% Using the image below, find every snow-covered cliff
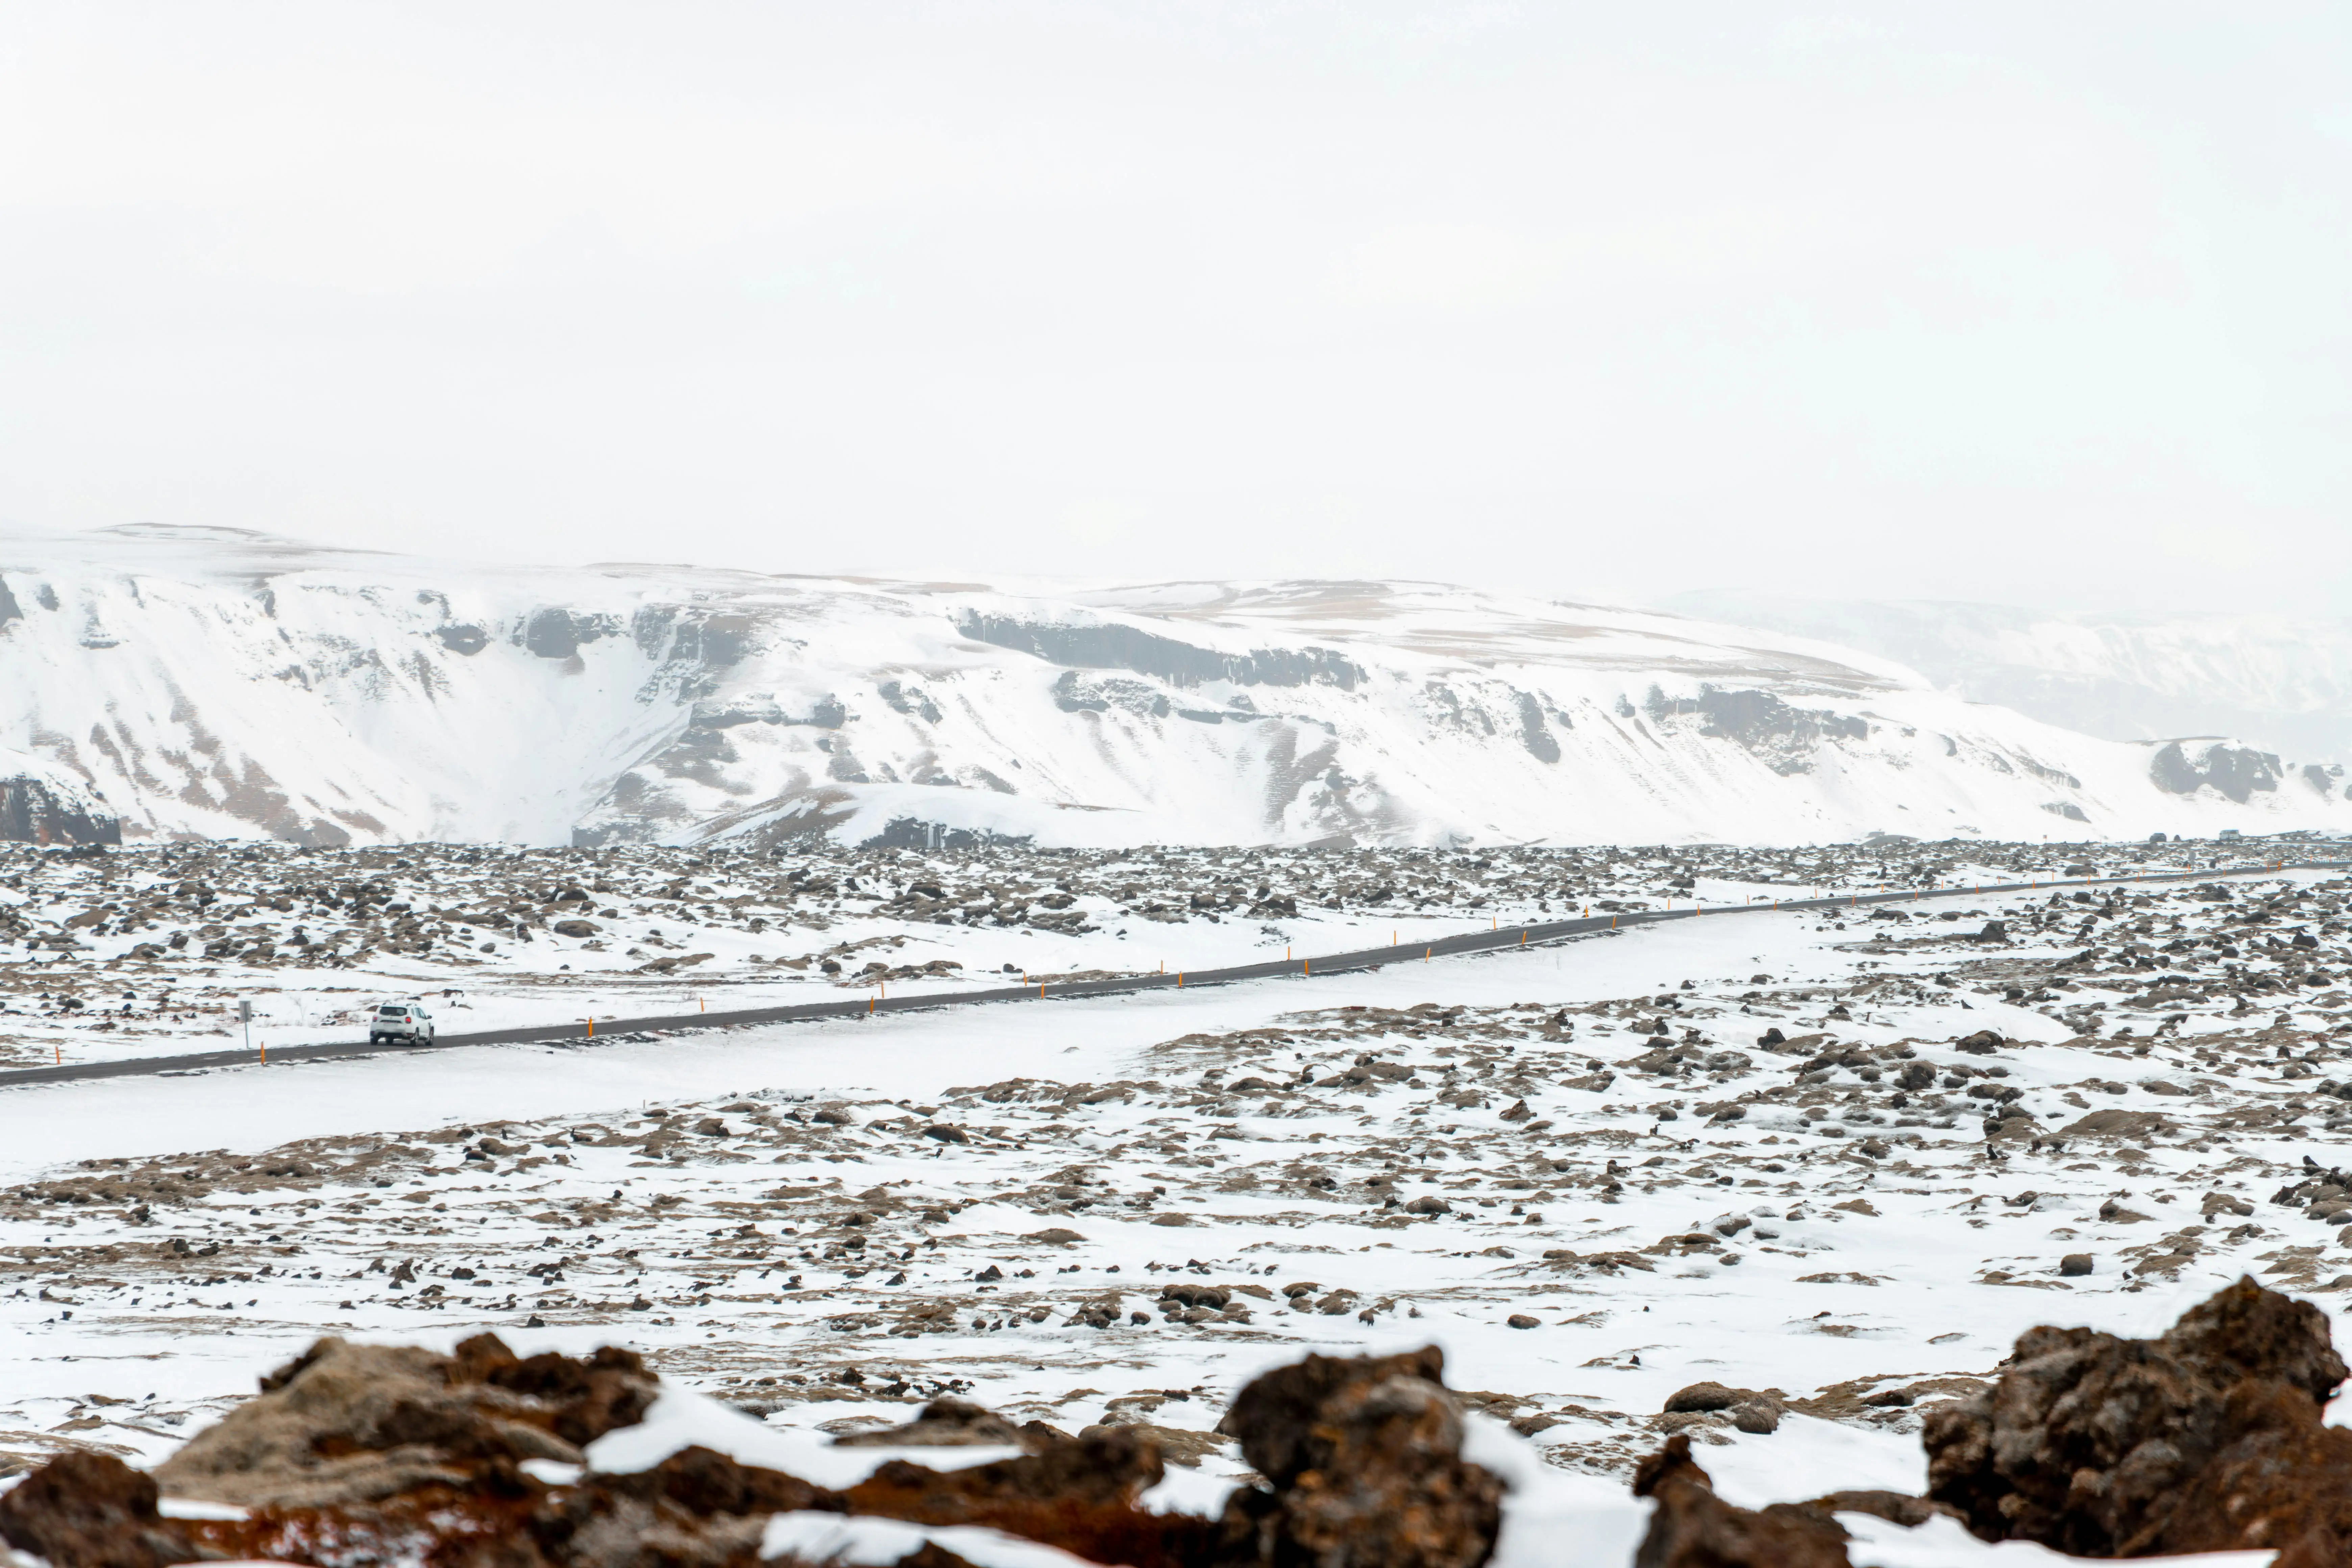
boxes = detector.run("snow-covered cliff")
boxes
[0,525,2342,849]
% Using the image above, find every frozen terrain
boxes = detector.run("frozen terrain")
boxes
[1,525,2344,854]
[2,834,2349,1564]
[0,832,2326,1072]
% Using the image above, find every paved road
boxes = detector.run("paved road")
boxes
[4,855,2342,1091]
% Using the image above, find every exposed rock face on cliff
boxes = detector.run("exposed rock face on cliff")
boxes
[0,753,119,846]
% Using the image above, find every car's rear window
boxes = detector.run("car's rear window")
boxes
[378,1006,408,1017]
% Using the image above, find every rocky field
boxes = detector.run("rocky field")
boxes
[0,832,2327,1066]
[1,834,2349,1565]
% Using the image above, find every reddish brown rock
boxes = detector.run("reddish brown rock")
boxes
[144,1330,1207,1568]
[193,1444,838,1568]
[19,1340,1510,1568]
[156,1333,660,1509]
[835,1396,1031,1448]
[1924,1275,2352,1558]
[847,1426,1210,1568]
[1213,1345,1504,1568]
[1660,1381,1783,1436]
[0,1450,201,1568]
[1630,1435,1852,1568]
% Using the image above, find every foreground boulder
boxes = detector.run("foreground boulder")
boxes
[1631,1435,1852,1568]
[1213,1345,1504,1568]
[154,1333,659,1508]
[0,1450,198,1568]
[3,1338,1500,1568]
[1924,1275,2352,1559]
[1624,1276,2352,1565]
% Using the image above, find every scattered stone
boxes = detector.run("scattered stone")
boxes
[834,1398,1030,1448]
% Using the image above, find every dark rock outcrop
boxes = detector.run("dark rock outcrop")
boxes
[0,771,121,846]
[1213,1345,1503,1568]
[155,1334,659,1509]
[0,1450,200,1568]
[1924,1275,2352,1559]
[2152,741,2282,803]
[847,1426,1206,1568]
[1661,1381,1783,1435]
[1631,1435,1852,1568]
[956,610,1363,691]
[9,1338,1516,1568]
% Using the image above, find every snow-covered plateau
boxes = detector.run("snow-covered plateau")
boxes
[1,524,2344,853]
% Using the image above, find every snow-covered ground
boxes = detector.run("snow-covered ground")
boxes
[2,839,2347,1565]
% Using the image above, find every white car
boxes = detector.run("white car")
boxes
[370,1001,436,1046]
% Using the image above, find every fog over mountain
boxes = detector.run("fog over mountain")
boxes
[1668,592,2352,767]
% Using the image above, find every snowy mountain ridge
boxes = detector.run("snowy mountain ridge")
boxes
[0,524,2343,850]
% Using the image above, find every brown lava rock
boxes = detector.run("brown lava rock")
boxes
[0,1450,202,1568]
[1661,1381,1783,1436]
[1925,1275,2352,1560]
[847,1426,1211,1568]
[155,1332,658,1509]
[1631,1435,1852,1568]
[1213,1345,1504,1568]
[9,1339,1518,1568]
[835,1396,1032,1447]
[185,1443,842,1568]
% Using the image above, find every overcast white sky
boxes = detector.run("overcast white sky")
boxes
[2,2,2347,613]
